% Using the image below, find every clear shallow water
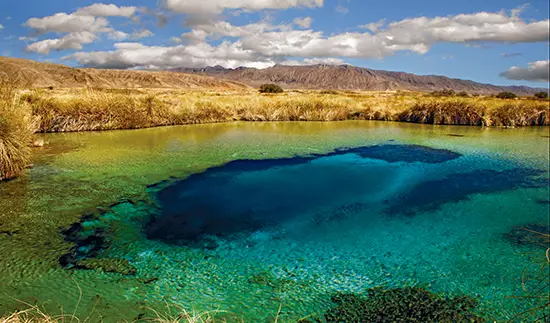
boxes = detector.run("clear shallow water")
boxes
[0,121,548,322]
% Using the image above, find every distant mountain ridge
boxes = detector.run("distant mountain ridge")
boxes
[0,56,247,89]
[171,64,547,95]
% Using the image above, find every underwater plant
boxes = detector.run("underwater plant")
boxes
[319,287,485,323]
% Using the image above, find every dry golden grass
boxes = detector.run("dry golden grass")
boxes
[0,79,38,180]
[19,88,550,133]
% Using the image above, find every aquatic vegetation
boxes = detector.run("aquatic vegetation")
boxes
[318,287,484,323]
[504,224,550,249]
[0,79,37,181]
[386,168,548,216]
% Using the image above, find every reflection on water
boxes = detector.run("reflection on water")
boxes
[0,121,548,322]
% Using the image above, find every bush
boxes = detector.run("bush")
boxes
[259,84,283,94]
[496,91,518,99]
[430,89,455,97]
[534,92,549,99]
[457,91,469,97]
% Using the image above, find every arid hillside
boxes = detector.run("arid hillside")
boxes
[173,64,546,95]
[0,56,248,89]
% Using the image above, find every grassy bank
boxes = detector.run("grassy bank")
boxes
[21,88,549,133]
[1,87,548,180]
[0,81,37,181]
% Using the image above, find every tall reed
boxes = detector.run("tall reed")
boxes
[0,78,37,181]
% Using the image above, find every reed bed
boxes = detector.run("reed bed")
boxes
[0,80,37,181]
[21,88,550,133]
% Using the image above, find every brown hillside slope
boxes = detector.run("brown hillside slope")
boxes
[0,56,248,89]
[173,64,546,95]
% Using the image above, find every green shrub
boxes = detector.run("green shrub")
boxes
[457,91,469,97]
[496,91,518,99]
[259,84,284,94]
[534,92,549,99]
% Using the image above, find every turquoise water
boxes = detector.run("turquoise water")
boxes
[0,121,548,322]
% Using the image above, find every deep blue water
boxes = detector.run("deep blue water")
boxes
[145,144,546,245]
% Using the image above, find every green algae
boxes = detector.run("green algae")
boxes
[0,121,548,322]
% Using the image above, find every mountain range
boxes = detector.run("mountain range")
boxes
[0,56,546,95]
[171,64,547,95]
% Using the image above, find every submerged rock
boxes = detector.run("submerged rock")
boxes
[317,287,484,323]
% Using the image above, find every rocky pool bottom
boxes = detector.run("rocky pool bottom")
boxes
[0,122,548,322]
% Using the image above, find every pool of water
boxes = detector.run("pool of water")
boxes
[0,121,548,322]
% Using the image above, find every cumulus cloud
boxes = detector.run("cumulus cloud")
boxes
[132,29,154,39]
[500,60,550,82]
[25,13,111,34]
[294,17,312,28]
[59,7,550,71]
[23,3,139,55]
[62,42,274,69]
[75,4,137,17]
[25,32,98,54]
[163,0,323,17]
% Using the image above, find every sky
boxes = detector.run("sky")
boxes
[0,0,549,87]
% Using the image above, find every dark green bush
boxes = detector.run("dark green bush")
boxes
[534,92,549,99]
[496,91,518,99]
[259,84,284,94]
[457,91,469,97]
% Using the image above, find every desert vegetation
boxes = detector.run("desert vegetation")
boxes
[0,79,37,181]
[0,86,548,181]
[18,88,550,133]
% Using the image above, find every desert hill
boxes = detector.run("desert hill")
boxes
[0,56,247,89]
[172,64,546,95]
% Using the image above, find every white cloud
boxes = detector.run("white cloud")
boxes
[25,32,98,54]
[359,19,385,33]
[163,0,323,17]
[61,8,549,71]
[0,24,3,29]
[281,57,345,66]
[132,29,154,39]
[108,31,129,41]
[500,60,550,82]
[23,3,139,55]
[75,3,137,17]
[25,13,112,34]
[294,17,312,28]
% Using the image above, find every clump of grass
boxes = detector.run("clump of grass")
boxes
[0,79,37,181]
[398,100,486,125]
[490,103,549,127]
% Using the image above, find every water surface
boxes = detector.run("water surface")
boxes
[0,121,548,322]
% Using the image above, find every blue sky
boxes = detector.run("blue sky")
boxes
[0,0,549,87]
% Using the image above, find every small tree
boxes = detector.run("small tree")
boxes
[496,91,517,99]
[259,84,283,94]
[534,92,549,99]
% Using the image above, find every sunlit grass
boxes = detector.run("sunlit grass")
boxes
[21,88,550,133]
[0,79,37,180]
